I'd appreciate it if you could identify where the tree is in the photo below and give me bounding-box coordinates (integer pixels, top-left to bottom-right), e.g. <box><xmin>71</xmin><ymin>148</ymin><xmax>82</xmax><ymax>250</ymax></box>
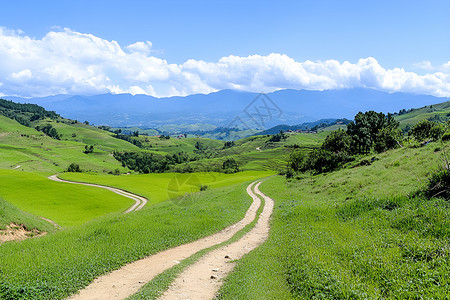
<box><xmin>223</xmin><ymin>141</ymin><xmax>235</xmax><ymax>149</ymax></box>
<box><xmin>374</xmin><ymin>127</ymin><xmax>402</xmax><ymax>153</ymax></box>
<box><xmin>347</xmin><ymin>111</ymin><xmax>399</xmax><ymax>154</ymax></box>
<box><xmin>409</xmin><ymin>120</ymin><xmax>445</xmax><ymax>142</ymax></box>
<box><xmin>222</xmin><ymin>158</ymin><xmax>239</xmax><ymax>173</ymax></box>
<box><xmin>288</xmin><ymin>149</ymin><xmax>307</xmax><ymax>172</ymax></box>
<box><xmin>66</xmin><ymin>163</ymin><xmax>81</xmax><ymax>172</ymax></box>
<box><xmin>321</xmin><ymin>129</ymin><xmax>351</xmax><ymax>154</ymax></box>
<box><xmin>84</xmin><ymin>145</ymin><xmax>94</xmax><ymax>154</ymax></box>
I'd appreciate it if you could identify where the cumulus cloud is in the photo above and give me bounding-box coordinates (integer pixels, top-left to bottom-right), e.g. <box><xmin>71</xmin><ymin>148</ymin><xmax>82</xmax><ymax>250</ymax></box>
<box><xmin>0</xmin><ymin>27</ymin><xmax>449</xmax><ymax>98</ymax></box>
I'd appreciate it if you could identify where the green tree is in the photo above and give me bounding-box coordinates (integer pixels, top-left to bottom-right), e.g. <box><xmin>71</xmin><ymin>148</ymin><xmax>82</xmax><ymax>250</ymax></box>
<box><xmin>66</xmin><ymin>163</ymin><xmax>82</xmax><ymax>172</ymax></box>
<box><xmin>222</xmin><ymin>158</ymin><xmax>239</xmax><ymax>173</ymax></box>
<box><xmin>321</xmin><ymin>129</ymin><xmax>351</xmax><ymax>153</ymax></box>
<box><xmin>347</xmin><ymin>111</ymin><xmax>399</xmax><ymax>154</ymax></box>
<box><xmin>409</xmin><ymin>120</ymin><xmax>445</xmax><ymax>142</ymax></box>
<box><xmin>374</xmin><ymin>127</ymin><xmax>402</xmax><ymax>153</ymax></box>
<box><xmin>83</xmin><ymin>145</ymin><xmax>94</xmax><ymax>154</ymax></box>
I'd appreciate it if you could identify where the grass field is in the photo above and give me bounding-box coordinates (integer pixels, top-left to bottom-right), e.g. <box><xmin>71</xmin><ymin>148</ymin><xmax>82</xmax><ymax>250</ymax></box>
<box><xmin>136</xmin><ymin>135</ymin><xmax>224</xmax><ymax>154</ymax></box>
<box><xmin>59</xmin><ymin>170</ymin><xmax>274</xmax><ymax>207</ymax></box>
<box><xmin>0</xmin><ymin>116</ymin><xmax>128</xmax><ymax>173</ymax></box>
<box><xmin>0</xmin><ymin>197</ymin><xmax>55</xmax><ymax>232</ymax></box>
<box><xmin>42</xmin><ymin>120</ymin><xmax>140</xmax><ymax>152</ymax></box>
<box><xmin>218</xmin><ymin>142</ymin><xmax>450</xmax><ymax>299</ymax></box>
<box><xmin>395</xmin><ymin>101</ymin><xmax>450</xmax><ymax>130</ymax></box>
<box><xmin>0</xmin><ymin>181</ymin><xmax>256</xmax><ymax>300</ymax></box>
<box><xmin>0</xmin><ymin>170</ymin><xmax>134</xmax><ymax>227</ymax></box>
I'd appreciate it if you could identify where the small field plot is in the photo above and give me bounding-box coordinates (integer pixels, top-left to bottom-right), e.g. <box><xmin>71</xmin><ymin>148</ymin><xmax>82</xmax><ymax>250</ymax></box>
<box><xmin>0</xmin><ymin>170</ymin><xmax>134</xmax><ymax>227</ymax></box>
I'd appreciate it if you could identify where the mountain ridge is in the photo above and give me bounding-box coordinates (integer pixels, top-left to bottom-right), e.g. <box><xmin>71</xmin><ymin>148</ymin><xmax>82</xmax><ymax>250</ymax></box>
<box><xmin>8</xmin><ymin>88</ymin><xmax>448</xmax><ymax>128</ymax></box>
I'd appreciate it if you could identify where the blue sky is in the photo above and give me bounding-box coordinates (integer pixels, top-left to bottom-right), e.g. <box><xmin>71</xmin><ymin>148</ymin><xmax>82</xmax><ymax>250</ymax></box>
<box><xmin>0</xmin><ymin>0</ymin><xmax>449</xmax><ymax>97</ymax></box>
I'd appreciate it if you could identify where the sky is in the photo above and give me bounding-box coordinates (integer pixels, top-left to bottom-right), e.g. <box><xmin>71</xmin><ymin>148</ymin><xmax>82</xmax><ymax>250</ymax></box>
<box><xmin>0</xmin><ymin>0</ymin><xmax>449</xmax><ymax>98</ymax></box>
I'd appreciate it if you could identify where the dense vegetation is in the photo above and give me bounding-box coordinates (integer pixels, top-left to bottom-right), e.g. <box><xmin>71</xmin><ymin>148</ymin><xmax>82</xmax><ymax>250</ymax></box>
<box><xmin>0</xmin><ymin>98</ymin><xmax>59</xmax><ymax>127</ymax></box>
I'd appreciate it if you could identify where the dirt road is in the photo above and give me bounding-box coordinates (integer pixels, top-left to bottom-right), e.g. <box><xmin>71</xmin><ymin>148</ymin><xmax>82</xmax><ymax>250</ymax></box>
<box><xmin>158</xmin><ymin>181</ymin><xmax>273</xmax><ymax>300</ymax></box>
<box><xmin>67</xmin><ymin>181</ymin><xmax>265</xmax><ymax>300</ymax></box>
<box><xmin>48</xmin><ymin>175</ymin><xmax>147</xmax><ymax>213</ymax></box>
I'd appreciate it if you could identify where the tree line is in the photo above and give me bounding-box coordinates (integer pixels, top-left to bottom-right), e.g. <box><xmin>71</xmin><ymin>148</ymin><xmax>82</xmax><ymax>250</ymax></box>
<box><xmin>287</xmin><ymin>111</ymin><xmax>448</xmax><ymax>176</ymax></box>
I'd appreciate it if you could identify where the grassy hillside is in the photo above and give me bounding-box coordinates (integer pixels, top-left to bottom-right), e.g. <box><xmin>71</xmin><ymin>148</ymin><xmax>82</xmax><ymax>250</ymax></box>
<box><xmin>40</xmin><ymin>120</ymin><xmax>140</xmax><ymax>152</ymax></box>
<box><xmin>0</xmin><ymin>197</ymin><xmax>55</xmax><ymax>233</ymax></box>
<box><xmin>135</xmin><ymin>135</ymin><xmax>224</xmax><ymax>155</ymax></box>
<box><xmin>0</xmin><ymin>116</ymin><xmax>129</xmax><ymax>173</ymax></box>
<box><xmin>218</xmin><ymin>142</ymin><xmax>450</xmax><ymax>299</ymax></box>
<box><xmin>395</xmin><ymin>102</ymin><xmax>450</xmax><ymax>130</ymax></box>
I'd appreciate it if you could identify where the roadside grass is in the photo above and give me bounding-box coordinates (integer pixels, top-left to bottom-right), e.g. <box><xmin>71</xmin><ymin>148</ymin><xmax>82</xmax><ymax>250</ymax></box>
<box><xmin>0</xmin><ymin>170</ymin><xmax>134</xmax><ymax>227</ymax></box>
<box><xmin>0</xmin><ymin>182</ymin><xmax>253</xmax><ymax>300</ymax></box>
<box><xmin>0</xmin><ymin>116</ymin><xmax>127</xmax><ymax>173</ymax></box>
<box><xmin>0</xmin><ymin>197</ymin><xmax>55</xmax><ymax>233</ymax></box>
<box><xmin>218</xmin><ymin>143</ymin><xmax>450</xmax><ymax>299</ymax></box>
<box><xmin>59</xmin><ymin>171</ymin><xmax>274</xmax><ymax>207</ymax></box>
<box><xmin>127</xmin><ymin>181</ymin><xmax>266</xmax><ymax>300</ymax></box>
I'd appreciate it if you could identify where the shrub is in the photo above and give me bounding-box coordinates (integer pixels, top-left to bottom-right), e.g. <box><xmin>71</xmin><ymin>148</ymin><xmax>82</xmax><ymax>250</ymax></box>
<box><xmin>222</xmin><ymin>158</ymin><xmax>239</xmax><ymax>173</ymax></box>
<box><xmin>423</xmin><ymin>169</ymin><xmax>450</xmax><ymax>200</ymax></box>
<box><xmin>66</xmin><ymin>163</ymin><xmax>82</xmax><ymax>172</ymax></box>
<box><xmin>409</xmin><ymin>120</ymin><xmax>445</xmax><ymax>142</ymax></box>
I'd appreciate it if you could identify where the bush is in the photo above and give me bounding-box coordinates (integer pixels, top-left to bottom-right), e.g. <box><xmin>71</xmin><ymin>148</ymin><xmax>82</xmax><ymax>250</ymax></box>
<box><xmin>66</xmin><ymin>163</ymin><xmax>82</xmax><ymax>172</ymax></box>
<box><xmin>409</xmin><ymin>120</ymin><xmax>445</xmax><ymax>142</ymax></box>
<box><xmin>374</xmin><ymin>126</ymin><xmax>402</xmax><ymax>153</ymax></box>
<box><xmin>321</xmin><ymin>129</ymin><xmax>351</xmax><ymax>153</ymax></box>
<box><xmin>200</xmin><ymin>185</ymin><xmax>208</xmax><ymax>191</ymax></box>
<box><xmin>423</xmin><ymin>169</ymin><xmax>450</xmax><ymax>200</ymax></box>
<box><xmin>442</xmin><ymin>132</ymin><xmax>450</xmax><ymax>141</ymax></box>
<box><xmin>222</xmin><ymin>158</ymin><xmax>239</xmax><ymax>173</ymax></box>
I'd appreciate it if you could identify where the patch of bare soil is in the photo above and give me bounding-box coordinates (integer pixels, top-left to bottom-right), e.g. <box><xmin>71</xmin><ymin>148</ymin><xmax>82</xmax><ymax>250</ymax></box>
<box><xmin>0</xmin><ymin>223</ymin><xmax>46</xmax><ymax>243</ymax></box>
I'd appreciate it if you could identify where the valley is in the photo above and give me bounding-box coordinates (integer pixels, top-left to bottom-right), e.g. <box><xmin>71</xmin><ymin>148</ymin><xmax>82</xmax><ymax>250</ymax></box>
<box><xmin>0</xmin><ymin>96</ymin><xmax>449</xmax><ymax>299</ymax></box>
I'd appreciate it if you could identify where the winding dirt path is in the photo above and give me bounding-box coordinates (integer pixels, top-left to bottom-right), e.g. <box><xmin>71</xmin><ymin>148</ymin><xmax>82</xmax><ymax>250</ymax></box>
<box><xmin>67</xmin><ymin>181</ymin><xmax>263</xmax><ymax>300</ymax></box>
<box><xmin>48</xmin><ymin>175</ymin><xmax>147</xmax><ymax>213</ymax></box>
<box><xmin>158</xmin><ymin>181</ymin><xmax>273</xmax><ymax>300</ymax></box>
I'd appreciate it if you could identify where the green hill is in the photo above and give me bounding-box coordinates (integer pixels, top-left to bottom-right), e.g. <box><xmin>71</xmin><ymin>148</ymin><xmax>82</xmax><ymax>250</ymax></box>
<box><xmin>394</xmin><ymin>101</ymin><xmax>450</xmax><ymax>131</ymax></box>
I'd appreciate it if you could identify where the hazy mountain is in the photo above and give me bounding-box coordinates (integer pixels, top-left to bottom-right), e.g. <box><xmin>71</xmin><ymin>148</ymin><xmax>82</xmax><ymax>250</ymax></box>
<box><xmin>9</xmin><ymin>89</ymin><xmax>448</xmax><ymax>129</ymax></box>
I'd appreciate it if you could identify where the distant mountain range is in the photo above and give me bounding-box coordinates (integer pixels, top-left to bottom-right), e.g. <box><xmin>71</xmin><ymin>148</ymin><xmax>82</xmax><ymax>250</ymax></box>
<box><xmin>7</xmin><ymin>88</ymin><xmax>448</xmax><ymax>129</ymax></box>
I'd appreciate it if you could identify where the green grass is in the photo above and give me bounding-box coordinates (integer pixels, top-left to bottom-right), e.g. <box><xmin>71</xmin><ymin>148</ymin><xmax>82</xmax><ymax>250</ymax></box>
<box><xmin>59</xmin><ymin>171</ymin><xmax>274</xmax><ymax>207</ymax></box>
<box><xmin>395</xmin><ymin>101</ymin><xmax>450</xmax><ymax>130</ymax></box>
<box><xmin>127</xmin><ymin>181</ymin><xmax>266</xmax><ymax>300</ymax></box>
<box><xmin>44</xmin><ymin>120</ymin><xmax>139</xmax><ymax>152</ymax></box>
<box><xmin>0</xmin><ymin>170</ymin><xmax>134</xmax><ymax>227</ymax></box>
<box><xmin>218</xmin><ymin>142</ymin><xmax>450</xmax><ymax>299</ymax></box>
<box><xmin>0</xmin><ymin>181</ymin><xmax>255</xmax><ymax>300</ymax></box>
<box><xmin>136</xmin><ymin>135</ymin><xmax>224</xmax><ymax>154</ymax></box>
<box><xmin>0</xmin><ymin>116</ymin><xmax>128</xmax><ymax>173</ymax></box>
<box><xmin>0</xmin><ymin>197</ymin><xmax>55</xmax><ymax>233</ymax></box>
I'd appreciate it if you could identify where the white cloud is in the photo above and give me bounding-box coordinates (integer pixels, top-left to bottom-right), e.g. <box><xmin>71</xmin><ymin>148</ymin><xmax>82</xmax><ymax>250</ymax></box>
<box><xmin>126</xmin><ymin>41</ymin><xmax>152</xmax><ymax>55</ymax></box>
<box><xmin>0</xmin><ymin>27</ymin><xmax>449</xmax><ymax>98</ymax></box>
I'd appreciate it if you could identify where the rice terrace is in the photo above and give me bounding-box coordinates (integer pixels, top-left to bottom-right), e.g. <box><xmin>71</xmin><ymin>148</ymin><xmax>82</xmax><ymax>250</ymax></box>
<box><xmin>1</xmin><ymin>1</ymin><xmax>450</xmax><ymax>299</ymax></box>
